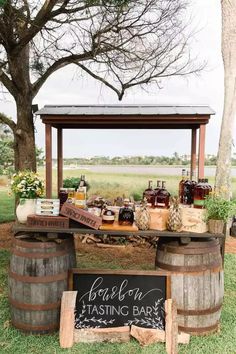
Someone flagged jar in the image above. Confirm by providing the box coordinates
[59,188,68,208]
[67,188,75,204]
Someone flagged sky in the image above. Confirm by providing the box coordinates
[0,0,232,158]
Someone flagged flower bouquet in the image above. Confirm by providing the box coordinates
[11,170,44,199]
[11,171,44,223]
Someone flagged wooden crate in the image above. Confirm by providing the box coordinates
[181,207,208,233]
[27,214,69,229]
[60,204,102,230]
[149,208,169,231]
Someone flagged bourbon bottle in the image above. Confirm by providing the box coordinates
[179,169,186,203]
[143,180,155,205]
[153,180,161,207]
[155,181,170,208]
[118,199,134,225]
[183,171,192,205]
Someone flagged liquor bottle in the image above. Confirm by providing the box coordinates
[179,169,186,203]
[204,178,212,195]
[153,180,161,207]
[193,179,205,208]
[155,181,170,208]
[190,171,197,204]
[75,187,86,209]
[67,188,75,204]
[102,206,115,224]
[118,199,134,225]
[79,175,87,194]
[183,171,192,205]
[143,180,155,205]
[59,188,68,209]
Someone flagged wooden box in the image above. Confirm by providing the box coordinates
[149,208,169,231]
[36,199,60,216]
[181,207,208,233]
[27,215,69,229]
[60,204,102,230]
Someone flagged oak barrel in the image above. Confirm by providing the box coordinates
[9,236,76,334]
[156,237,224,335]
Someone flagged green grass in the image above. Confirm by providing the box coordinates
[0,249,235,354]
[0,190,14,223]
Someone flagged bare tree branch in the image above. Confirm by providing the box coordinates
[0,112,16,132]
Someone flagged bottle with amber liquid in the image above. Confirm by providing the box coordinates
[118,199,134,225]
[179,169,186,203]
[193,179,205,208]
[153,180,161,207]
[155,181,170,208]
[143,180,155,205]
[183,171,192,205]
[190,171,197,204]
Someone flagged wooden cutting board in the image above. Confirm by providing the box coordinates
[99,221,138,231]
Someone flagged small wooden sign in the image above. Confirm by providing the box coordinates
[69,269,170,330]
[60,204,102,230]
[27,214,69,229]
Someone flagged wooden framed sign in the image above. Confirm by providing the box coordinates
[69,269,170,331]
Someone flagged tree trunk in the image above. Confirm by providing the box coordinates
[215,1,236,199]
[8,45,37,172]
[14,94,36,172]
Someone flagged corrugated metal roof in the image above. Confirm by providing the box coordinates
[36,104,215,116]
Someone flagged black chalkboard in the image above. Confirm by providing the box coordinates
[69,269,170,330]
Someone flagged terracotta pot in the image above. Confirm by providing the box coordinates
[208,219,224,234]
[16,199,36,224]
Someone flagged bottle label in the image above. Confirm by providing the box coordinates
[156,202,165,207]
[193,199,205,207]
[102,215,115,221]
[75,200,86,207]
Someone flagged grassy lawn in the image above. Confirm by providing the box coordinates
[0,249,235,354]
[0,190,14,223]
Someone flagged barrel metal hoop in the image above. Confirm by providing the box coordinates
[178,322,219,334]
[156,261,222,273]
[11,320,59,332]
[14,238,71,249]
[177,303,222,316]
[9,297,61,311]
[9,270,68,283]
[158,245,220,255]
[11,249,68,259]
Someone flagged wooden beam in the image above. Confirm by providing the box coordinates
[57,128,63,195]
[45,124,52,198]
[198,124,206,179]
[165,299,178,354]
[190,128,197,179]
[60,291,77,348]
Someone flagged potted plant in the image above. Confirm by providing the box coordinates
[204,192,236,234]
[11,171,44,223]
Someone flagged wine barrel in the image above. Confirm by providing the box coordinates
[156,237,224,335]
[9,236,76,334]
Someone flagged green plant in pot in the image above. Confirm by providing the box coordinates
[204,192,236,234]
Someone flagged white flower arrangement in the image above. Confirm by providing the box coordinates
[11,171,44,199]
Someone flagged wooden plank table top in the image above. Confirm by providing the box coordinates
[12,223,225,239]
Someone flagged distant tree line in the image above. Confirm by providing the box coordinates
[59,153,236,166]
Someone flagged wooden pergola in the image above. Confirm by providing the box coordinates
[36,104,215,198]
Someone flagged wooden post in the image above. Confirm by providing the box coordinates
[45,124,52,198]
[198,124,206,179]
[165,299,178,354]
[190,128,197,179]
[60,291,77,348]
[57,128,63,195]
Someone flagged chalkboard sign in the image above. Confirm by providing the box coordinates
[69,269,170,330]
